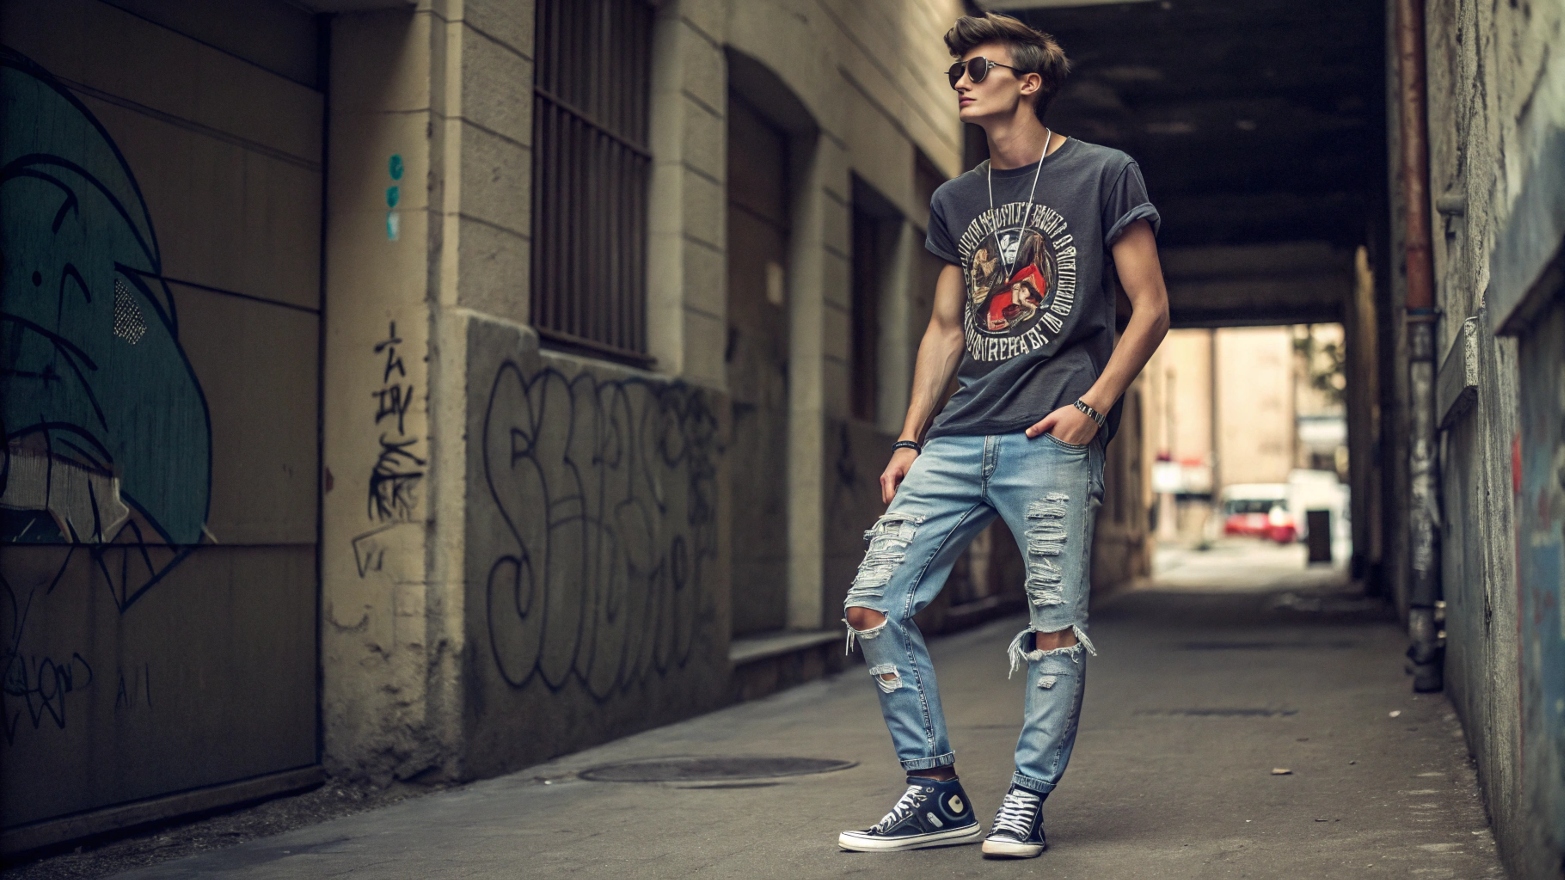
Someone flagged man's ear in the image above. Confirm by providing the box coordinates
[1019,72,1042,96]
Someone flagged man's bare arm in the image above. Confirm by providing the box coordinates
[881,263,967,504]
[1025,219,1170,444]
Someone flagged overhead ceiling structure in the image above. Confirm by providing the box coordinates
[991,0,1386,326]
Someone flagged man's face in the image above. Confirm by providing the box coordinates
[954,42,1032,124]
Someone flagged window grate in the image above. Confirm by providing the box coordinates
[532,0,653,364]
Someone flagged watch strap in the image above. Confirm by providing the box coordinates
[1073,399,1107,429]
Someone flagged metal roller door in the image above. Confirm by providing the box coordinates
[1,0,322,849]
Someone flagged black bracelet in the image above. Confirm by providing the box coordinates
[892,439,922,454]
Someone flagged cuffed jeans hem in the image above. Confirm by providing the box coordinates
[901,752,957,772]
[1010,773,1056,796]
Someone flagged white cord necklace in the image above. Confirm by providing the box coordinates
[986,128,1052,279]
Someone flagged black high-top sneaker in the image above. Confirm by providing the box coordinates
[837,776,983,852]
[981,785,1047,858]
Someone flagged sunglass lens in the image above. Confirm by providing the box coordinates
[948,58,990,89]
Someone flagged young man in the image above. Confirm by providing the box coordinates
[836,13,1169,860]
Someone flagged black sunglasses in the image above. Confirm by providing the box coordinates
[947,56,1022,89]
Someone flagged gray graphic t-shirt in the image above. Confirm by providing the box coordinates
[924,138,1158,443]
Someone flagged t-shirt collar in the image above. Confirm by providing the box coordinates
[985,137,1072,179]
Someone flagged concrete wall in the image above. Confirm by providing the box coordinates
[1158,329,1216,476]
[1215,327,1297,487]
[1145,336,1208,541]
[1509,296,1565,879]
[1157,326,1301,492]
[1,0,323,848]
[715,0,967,634]
[462,322,730,778]
[1343,247,1385,581]
[1092,377,1156,590]
[316,0,973,780]
[1418,0,1565,874]
[320,4,444,786]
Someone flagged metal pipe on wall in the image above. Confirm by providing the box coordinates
[1395,0,1443,692]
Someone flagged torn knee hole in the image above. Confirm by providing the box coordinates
[1029,627,1079,651]
[842,609,888,654]
[867,663,903,693]
[844,607,888,632]
[1006,624,1096,677]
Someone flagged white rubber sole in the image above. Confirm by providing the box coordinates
[837,823,984,852]
[981,837,1047,858]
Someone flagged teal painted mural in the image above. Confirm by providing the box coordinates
[0,48,211,610]
[1516,297,1565,865]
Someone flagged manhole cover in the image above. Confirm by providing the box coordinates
[579,756,856,783]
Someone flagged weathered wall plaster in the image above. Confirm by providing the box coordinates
[1422,0,1564,873]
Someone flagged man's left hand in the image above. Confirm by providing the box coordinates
[1025,404,1100,445]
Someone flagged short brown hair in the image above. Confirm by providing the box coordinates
[944,13,1071,121]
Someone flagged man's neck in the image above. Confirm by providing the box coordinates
[983,113,1054,170]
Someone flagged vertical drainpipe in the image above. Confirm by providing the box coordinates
[1395,0,1443,692]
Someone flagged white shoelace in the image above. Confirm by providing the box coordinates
[873,785,930,833]
[990,789,1042,839]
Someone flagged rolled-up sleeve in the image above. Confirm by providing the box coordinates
[1102,161,1161,245]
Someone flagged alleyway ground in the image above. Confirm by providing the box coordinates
[113,542,1502,879]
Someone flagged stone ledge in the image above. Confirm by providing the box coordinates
[729,629,839,666]
[728,630,845,705]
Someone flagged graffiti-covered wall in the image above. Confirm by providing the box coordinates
[1,0,321,845]
[1422,0,1565,873]
[1513,298,1565,875]
[461,319,730,776]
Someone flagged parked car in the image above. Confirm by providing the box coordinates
[1219,483,1297,544]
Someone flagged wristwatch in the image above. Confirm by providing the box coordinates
[1073,398,1107,429]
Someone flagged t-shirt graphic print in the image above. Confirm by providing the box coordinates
[957,204,1077,363]
[923,138,1159,443]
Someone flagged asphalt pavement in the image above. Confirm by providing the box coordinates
[111,541,1504,879]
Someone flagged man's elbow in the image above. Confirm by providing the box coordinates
[1151,299,1171,336]
[1137,287,1171,339]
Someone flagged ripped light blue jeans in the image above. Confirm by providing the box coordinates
[844,431,1104,796]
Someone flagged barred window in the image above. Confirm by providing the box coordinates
[531,0,654,364]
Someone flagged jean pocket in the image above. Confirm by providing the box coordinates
[1041,432,1089,452]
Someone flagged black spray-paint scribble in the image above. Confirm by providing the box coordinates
[0,576,95,744]
[367,322,423,523]
[481,363,720,701]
